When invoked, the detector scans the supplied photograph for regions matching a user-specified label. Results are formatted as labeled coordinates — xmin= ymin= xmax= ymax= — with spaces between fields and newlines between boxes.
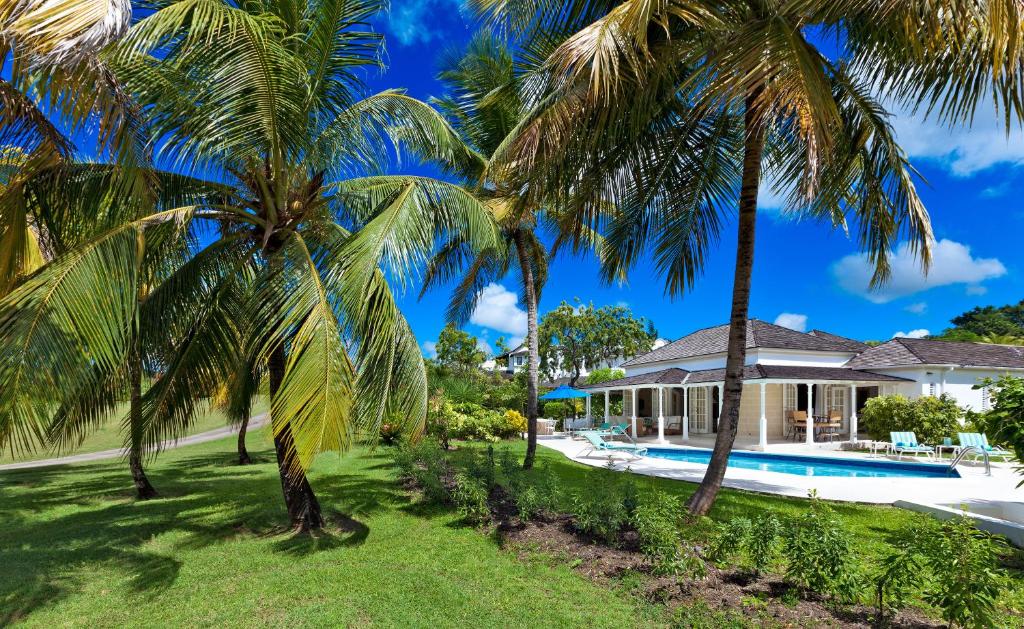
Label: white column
xmin=758 ymin=382 xmax=768 ymax=450
xmin=631 ymin=386 xmax=638 ymax=438
xmin=849 ymin=384 xmax=858 ymax=443
xmin=716 ymin=384 xmax=723 ymax=432
xmin=805 ymin=383 xmax=815 ymax=444
xmin=585 ymin=394 xmax=591 ymax=421
xmin=657 ymin=386 xmax=666 ymax=443
xmin=604 ymin=390 xmax=609 ymax=423
xmin=682 ymin=386 xmax=689 ymax=442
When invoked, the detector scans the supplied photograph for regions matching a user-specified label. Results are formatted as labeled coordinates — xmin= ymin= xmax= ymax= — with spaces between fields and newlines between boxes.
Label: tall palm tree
xmin=475 ymin=0 xmax=1024 ymax=513
xmin=423 ymin=33 xmax=607 ymax=469
xmin=0 ymin=0 xmax=495 ymax=531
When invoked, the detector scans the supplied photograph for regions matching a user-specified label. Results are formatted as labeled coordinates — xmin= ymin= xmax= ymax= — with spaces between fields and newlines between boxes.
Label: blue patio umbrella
xmin=539 ymin=385 xmax=589 ymax=400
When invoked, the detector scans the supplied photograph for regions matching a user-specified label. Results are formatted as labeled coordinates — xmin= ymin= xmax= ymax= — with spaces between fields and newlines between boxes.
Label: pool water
xmin=644 ymin=447 xmax=959 ymax=479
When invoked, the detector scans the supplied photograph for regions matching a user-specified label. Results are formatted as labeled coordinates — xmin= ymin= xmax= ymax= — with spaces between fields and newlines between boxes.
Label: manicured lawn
xmin=2 ymin=434 xmax=1021 ymax=627
xmin=0 ymin=399 xmax=269 ymax=465
xmin=0 ymin=430 xmax=653 ymax=628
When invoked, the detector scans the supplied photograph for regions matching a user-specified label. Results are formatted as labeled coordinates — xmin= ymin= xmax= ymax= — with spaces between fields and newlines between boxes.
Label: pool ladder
xmin=947 ymin=446 xmax=991 ymax=476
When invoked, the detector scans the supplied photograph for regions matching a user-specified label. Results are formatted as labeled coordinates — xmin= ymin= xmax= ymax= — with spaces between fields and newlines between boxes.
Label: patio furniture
xmin=789 ymin=411 xmax=809 ymax=441
xmin=536 ymin=418 xmax=555 ymax=436
xmin=889 ymin=432 xmax=934 ymax=460
xmin=577 ymin=431 xmax=648 ymax=460
xmin=867 ymin=440 xmax=891 ymax=458
xmin=958 ymin=432 xmax=1014 ymax=462
xmin=821 ymin=411 xmax=843 ymax=442
xmin=934 ymin=437 xmax=959 ymax=459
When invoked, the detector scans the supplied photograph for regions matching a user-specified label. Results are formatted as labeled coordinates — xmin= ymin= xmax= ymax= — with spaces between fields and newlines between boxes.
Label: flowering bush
xmin=447 ymin=403 xmax=525 ymax=442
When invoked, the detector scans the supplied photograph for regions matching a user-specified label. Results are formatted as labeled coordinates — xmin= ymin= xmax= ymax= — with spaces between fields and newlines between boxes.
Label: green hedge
xmin=859 ymin=394 xmax=962 ymax=444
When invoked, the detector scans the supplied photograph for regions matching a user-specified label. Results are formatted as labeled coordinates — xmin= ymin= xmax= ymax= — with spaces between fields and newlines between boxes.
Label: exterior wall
xmin=751 ymin=349 xmax=858 ymax=367
xmin=735 ymin=383 xmax=784 ymax=439
xmin=868 ymin=366 xmax=1024 ymax=411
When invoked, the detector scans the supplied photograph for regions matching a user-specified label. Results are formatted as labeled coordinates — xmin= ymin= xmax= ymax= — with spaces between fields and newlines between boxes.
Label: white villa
xmin=579 ymin=319 xmax=1024 ymax=451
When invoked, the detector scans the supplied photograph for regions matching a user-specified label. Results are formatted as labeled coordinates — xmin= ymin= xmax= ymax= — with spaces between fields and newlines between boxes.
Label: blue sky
xmin=368 ymin=4 xmax=1024 ymax=356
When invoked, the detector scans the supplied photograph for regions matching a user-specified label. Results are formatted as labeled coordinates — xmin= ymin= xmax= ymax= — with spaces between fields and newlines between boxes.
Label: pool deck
xmin=538 ymin=436 xmax=1021 ymax=505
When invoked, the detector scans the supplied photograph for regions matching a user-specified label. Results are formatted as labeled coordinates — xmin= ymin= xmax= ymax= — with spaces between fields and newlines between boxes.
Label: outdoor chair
xmin=889 ymin=432 xmax=934 ymax=460
xmin=789 ymin=411 xmax=808 ymax=441
xmin=577 ymin=431 xmax=648 ymax=460
xmin=958 ymin=432 xmax=1014 ymax=462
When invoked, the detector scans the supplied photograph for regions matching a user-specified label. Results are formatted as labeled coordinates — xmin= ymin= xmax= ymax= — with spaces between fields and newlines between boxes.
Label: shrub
xmin=973 ymin=376 xmax=1024 ymax=482
xmin=860 ymin=394 xmax=962 ymax=445
xmin=918 ymin=516 xmax=1006 ymax=629
xmin=782 ymin=495 xmax=862 ymax=602
xmin=873 ymin=543 xmax=923 ymax=625
xmin=708 ymin=517 xmax=752 ymax=563
xmin=511 ymin=465 xmax=561 ymax=520
xmin=379 ymin=422 xmax=404 ymax=446
xmin=392 ymin=439 xmax=449 ymax=502
xmin=572 ymin=485 xmax=628 ymax=544
xmin=447 ymin=403 xmax=524 ymax=442
xmin=452 ymin=472 xmax=490 ymax=526
xmin=632 ymin=491 xmax=697 ymax=576
xmin=542 ymin=401 xmax=570 ymax=420
xmin=746 ymin=514 xmax=781 ymax=575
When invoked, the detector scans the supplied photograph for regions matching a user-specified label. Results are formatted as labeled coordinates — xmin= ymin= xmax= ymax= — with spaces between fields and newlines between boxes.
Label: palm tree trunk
xmin=237 ymin=412 xmax=252 ymax=465
xmin=513 ymin=230 xmax=540 ymax=470
xmin=128 ymin=337 xmax=157 ymax=500
xmin=268 ymin=344 xmax=324 ymax=532
xmin=688 ymin=95 xmax=765 ymax=516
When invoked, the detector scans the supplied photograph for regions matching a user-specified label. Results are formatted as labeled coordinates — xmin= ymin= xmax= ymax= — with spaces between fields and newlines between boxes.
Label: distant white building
xmin=491 ymin=339 xmax=668 ymax=380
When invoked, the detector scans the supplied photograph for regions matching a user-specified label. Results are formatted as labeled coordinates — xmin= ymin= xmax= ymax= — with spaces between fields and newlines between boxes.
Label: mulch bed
xmin=486 ymin=486 xmax=941 ymax=628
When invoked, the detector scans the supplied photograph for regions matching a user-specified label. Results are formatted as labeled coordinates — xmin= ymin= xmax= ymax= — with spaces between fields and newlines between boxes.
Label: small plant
xmin=392 ymin=438 xmax=449 ymax=502
xmin=918 ymin=516 xmax=1007 ymax=629
xmin=632 ymin=491 xmax=686 ymax=575
xmin=746 ymin=513 xmax=780 ymax=575
xmin=378 ymin=422 xmax=404 ymax=446
xmin=464 ymin=446 xmax=497 ymax=490
xmin=873 ymin=545 xmax=922 ymax=626
xmin=451 ymin=472 xmax=490 ymax=526
xmin=708 ymin=516 xmax=752 ymax=563
xmin=571 ymin=486 xmax=628 ymax=544
xmin=782 ymin=494 xmax=862 ymax=602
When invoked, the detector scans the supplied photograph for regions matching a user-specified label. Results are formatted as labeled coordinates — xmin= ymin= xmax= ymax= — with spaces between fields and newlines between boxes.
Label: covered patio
xmin=578 ymin=364 xmax=912 ymax=451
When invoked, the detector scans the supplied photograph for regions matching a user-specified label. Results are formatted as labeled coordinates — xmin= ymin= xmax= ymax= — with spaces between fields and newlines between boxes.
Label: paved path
xmin=0 ymin=413 xmax=269 ymax=471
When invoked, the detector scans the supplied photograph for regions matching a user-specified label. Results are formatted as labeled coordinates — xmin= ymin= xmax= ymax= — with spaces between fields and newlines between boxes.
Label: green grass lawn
xmin=1 ymin=434 xmax=1021 ymax=627
xmin=0 ymin=399 xmax=269 ymax=465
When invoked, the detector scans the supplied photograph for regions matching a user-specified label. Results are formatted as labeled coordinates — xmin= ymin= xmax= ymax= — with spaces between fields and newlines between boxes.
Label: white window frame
xmin=783 ymin=383 xmax=798 ymax=413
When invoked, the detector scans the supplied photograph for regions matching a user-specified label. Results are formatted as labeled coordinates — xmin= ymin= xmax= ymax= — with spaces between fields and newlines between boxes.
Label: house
xmin=578 ymin=319 xmax=1024 ymax=450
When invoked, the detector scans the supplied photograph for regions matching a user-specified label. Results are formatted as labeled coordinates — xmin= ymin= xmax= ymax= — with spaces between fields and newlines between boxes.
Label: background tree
xmin=937 ymin=300 xmax=1024 ymax=342
xmin=475 ymin=0 xmax=1023 ymax=515
xmin=494 ymin=336 xmax=510 ymax=368
xmin=436 ymin=324 xmax=486 ymax=373
xmin=539 ymin=300 xmax=655 ymax=385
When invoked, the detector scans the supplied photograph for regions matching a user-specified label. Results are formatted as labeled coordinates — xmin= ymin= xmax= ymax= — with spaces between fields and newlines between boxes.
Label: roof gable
xmin=621 ymin=319 xmax=861 ymax=367
xmin=846 ymin=337 xmax=1024 ymax=370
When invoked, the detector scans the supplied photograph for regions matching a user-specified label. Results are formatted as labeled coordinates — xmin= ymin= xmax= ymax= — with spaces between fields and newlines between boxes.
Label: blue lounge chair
xmin=578 ymin=431 xmax=648 ymax=460
xmin=889 ymin=432 xmax=934 ymax=460
xmin=958 ymin=432 xmax=1014 ymax=462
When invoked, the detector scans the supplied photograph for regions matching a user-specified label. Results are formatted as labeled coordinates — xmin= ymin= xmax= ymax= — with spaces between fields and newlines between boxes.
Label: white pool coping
xmin=539 ymin=436 xmax=1021 ymax=505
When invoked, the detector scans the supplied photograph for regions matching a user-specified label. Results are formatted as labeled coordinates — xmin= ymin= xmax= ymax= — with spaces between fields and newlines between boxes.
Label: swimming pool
xmin=644 ymin=447 xmax=959 ymax=479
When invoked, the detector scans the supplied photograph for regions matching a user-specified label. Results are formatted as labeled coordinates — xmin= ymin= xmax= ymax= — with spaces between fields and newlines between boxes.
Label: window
xmin=783 ymin=384 xmax=798 ymax=413
xmin=928 ymin=382 xmax=937 ymax=397
xmin=827 ymin=385 xmax=847 ymax=419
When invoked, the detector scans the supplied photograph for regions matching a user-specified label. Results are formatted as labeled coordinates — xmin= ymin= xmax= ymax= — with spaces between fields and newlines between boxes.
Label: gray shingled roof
xmin=621 ymin=319 xmax=862 ymax=367
xmin=846 ymin=337 xmax=1024 ymax=370
xmin=580 ymin=364 xmax=910 ymax=389
xmin=807 ymin=330 xmax=869 ymax=352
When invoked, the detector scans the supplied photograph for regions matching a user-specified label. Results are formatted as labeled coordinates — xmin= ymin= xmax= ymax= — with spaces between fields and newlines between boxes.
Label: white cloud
xmin=653 ymin=338 xmax=670 ymax=349
xmin=904 ymin=302 xmax=928 ymax=314
xmin=422 ymin=341 xmax=437 ymax=359
xmin=509 ymin=336 xmax=525 ymax=349
xmin=832 ymin=238 xmax=1006 ymax=303
xmin=774 ymin=313 xmax=808 ymax=332
xmin=893 ymin=329 xmax=930 ymax=339
xmin=476 ymin=339 xmax=493 ymax=357
xmin=890 ymin=104 xmax=1024 ymax=176
xmin=981 ymin=182 xmax=1011 ymax=198
xmin=966 ymin=284 xmax=989 ymax=296
xmin=470 ymin=283 xmax=528 ymax=337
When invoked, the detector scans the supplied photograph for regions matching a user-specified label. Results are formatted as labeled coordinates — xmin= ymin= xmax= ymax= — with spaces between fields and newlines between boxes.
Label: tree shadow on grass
xmin=0 ymin=447 xmax=404 ymax=623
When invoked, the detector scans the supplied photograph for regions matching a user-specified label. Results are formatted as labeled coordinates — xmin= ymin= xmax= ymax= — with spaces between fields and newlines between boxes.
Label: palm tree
xmin=422 ymin=33 xmax=552 ymax=469
xmin=1 ymin=0 xmax=130 ymax=65
xmin=0 ymin=0 xmax=495 ymax=531
xmin=475 ymin=0 xmax=1024 ymax=513
xmin=422 ymin=33 xmax=611 ymax=468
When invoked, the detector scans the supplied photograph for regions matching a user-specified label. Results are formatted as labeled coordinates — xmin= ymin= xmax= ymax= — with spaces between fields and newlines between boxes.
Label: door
xmin=689 ymin=387 xmax=709 ymax=433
